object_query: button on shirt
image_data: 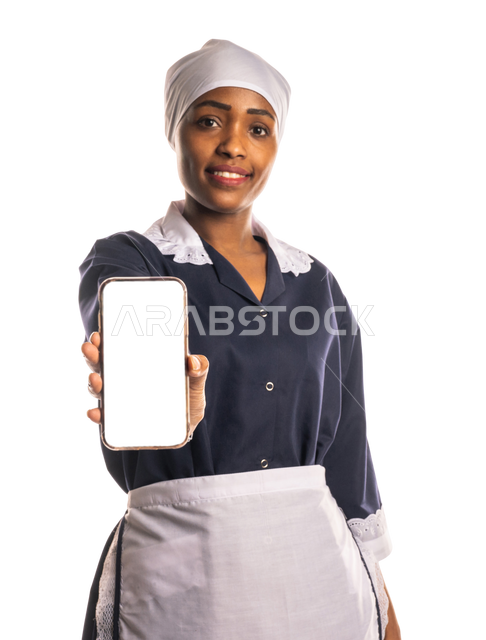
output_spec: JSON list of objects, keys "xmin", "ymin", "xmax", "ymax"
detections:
[{"xmin": 79, "ymin": 200, "xmax": 383, "ymax": 522}]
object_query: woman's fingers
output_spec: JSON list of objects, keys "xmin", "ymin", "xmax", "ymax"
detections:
[
  {"xmin": 84, "ymin": 333, "xmax": 102, "ymax": 424},
  {"xmin": 81, "ymin": 342, "xmax": 100, "ymax": 369},
  {"xmin": 87, "ymin": 407, "xmax": 101, "ymax": 424},
  {"xmin": 187, "ymin": 354, "xmax": 209, "ymax": 380},
  {"xmin": 88, "ymin": 372, "xmax": 102, "ymax": 398},
  {"xmin": 81, "ymin": 331, "xmax": 101, "ymax": 373},
  {"xmin": 83, "ymin": 345, "xmax": 208, "ymax": 432},
  {"xmin": 89, "ymin": 331, "xmax": 101, "ymax": 348},
  {"xmin": 187, "ymin": 354, "xmax": 209, "ymax": 433}
]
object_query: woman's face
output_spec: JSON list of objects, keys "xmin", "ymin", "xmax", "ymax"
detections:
[{"xmin": 174, "ymin": 86, "xmax": 279, "ymax": 215}]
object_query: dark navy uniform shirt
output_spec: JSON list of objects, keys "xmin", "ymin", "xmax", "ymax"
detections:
[{"xmin": 78, "ymin": 201, "xmax": 383, "ymax": 522}]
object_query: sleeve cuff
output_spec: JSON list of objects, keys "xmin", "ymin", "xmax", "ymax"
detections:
[{"xmin": 347, "ymin": 508, "xmax": 393, "ymax": 561}]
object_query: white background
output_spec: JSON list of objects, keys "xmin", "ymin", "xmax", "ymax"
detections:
[{"xmin": 1, "ymin": 1, "xmax": 484, "ymax": 637}]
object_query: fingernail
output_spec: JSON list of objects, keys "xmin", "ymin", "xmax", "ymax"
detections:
[{"xmin": 190, "ymin": 355, "xmax": 201, "ymax": 370}]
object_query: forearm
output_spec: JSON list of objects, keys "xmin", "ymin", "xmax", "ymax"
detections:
[{"xmin": 383, "ymin": 580, "xmax": 401, "ymax": 639}]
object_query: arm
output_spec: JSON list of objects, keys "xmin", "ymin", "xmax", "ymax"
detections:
[
  {"xmin": 383, "ymin": 579, "xmax": 401, "ymax": 639},
  {"xmin": 320, "ymin": 289, "xmax": 398, "ymax": 634},
  {"xmin": 322, "ymin": 298, "xmax": 392, "ymax": 557}
]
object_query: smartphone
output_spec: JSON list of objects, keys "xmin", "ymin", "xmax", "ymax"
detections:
[{"xmin": 97, "ymin": 276, "xmax": 191, "ymax": 450}]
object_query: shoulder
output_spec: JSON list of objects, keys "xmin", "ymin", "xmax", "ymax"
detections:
[
  {"xmin": 299, "ymin": 251, "xmax": 350, "ymax": 306},
  {"xmin": 79, "ymin": 230, "xmax": 167, "ymax": 276},
  {"xmin": 81, "ymin": 230, "xmax": 148, "ymax": 263}
]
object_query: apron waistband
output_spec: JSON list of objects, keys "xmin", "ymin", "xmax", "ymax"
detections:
[{"xmin": 127, "ymin": 464, "xmax": 326, "ymax": 509}]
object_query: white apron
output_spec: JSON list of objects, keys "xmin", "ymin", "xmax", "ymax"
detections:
[{"xmin": 95, "ymin": 465, "xmax": 385, "ymax": 640}]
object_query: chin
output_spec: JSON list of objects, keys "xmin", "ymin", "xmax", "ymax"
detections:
[{"xmin": 192, "ymin": 189, "xmax": 252, "ymax": 214}]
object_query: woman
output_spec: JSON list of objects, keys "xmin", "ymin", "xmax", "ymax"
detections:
[{"xmin": 79, "ymin": 39, "xmax": 401, "ymax": 640}]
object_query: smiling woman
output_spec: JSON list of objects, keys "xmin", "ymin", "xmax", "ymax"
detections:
[
  {"xmin": 173, "ymin": 86, "xmax": 280, "ymax": 301},
  {"xmin": 78, "ymin": 39, "xmax": 400, "ymax": 640},
  {"xmin": 176, "ymin": 87, "xmax": 278, "ymax": 220}
]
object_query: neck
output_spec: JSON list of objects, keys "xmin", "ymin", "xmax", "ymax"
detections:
[{"xmin": 182, "ymin": 193, "xmax": 259, "ymax": 255}]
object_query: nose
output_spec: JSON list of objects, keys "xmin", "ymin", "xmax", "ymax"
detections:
[{"xmin": 216, "ymin": 123, "xmax": 247, "ymax": 159}]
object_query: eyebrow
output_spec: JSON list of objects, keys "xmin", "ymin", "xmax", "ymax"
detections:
[
  {"xmin": 247, "ymin": 108, "xmax": 275, "ymax": 121},
  {"xmin": 194, "ymin": 100, "xmax": 275, "ymax": 121}
]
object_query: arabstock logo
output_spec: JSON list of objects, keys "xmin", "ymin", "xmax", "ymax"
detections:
[{"xmin": 110, "ymin": 305, "xmax": 375, "ymax": 337}]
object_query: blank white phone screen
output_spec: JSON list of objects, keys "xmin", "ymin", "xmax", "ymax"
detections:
[{"xmin": 100, "ymin": 278, "xmax": 188, "ymax": 449}]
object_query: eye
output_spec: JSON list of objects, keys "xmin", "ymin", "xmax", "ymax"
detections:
[
  {"xmin": 198, "ymin": 117, "xmax": 219, "ymax": 128},
  {"xmin": 251, "ymin": 125, "xmax": 270, "ymax": 137}
]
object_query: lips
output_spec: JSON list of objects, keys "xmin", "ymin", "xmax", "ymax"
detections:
[
  {"xmin": 205, "ymin": 164, "xmax": 252, "ymax": 186},
  {"xmin": 206, "ymin": 164, "xmax": 251, "ymax": 177}
]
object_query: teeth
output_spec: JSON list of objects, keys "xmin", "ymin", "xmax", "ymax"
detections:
[{"xmin": 212, "ymin": 171, "xmax": 247, "ymax": 178}]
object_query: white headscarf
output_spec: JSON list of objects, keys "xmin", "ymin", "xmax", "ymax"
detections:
[{"xmin": 164, "ymin": 39, "xmax": 291, "ymax": 150}]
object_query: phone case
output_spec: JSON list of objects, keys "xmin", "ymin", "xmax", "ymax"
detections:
[{"xmin": 97, "ymin": 276, "xmax": 191, "ymax": 450}]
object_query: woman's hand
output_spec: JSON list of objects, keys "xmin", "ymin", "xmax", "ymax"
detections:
[{"xmin": 81, "ymin": 331, "xmax": 209, "ymax": 440}]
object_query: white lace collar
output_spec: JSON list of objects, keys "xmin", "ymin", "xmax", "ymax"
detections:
[{"xmin": 143, "ymin": 200, "xmax": 314, "ymax": 277}]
